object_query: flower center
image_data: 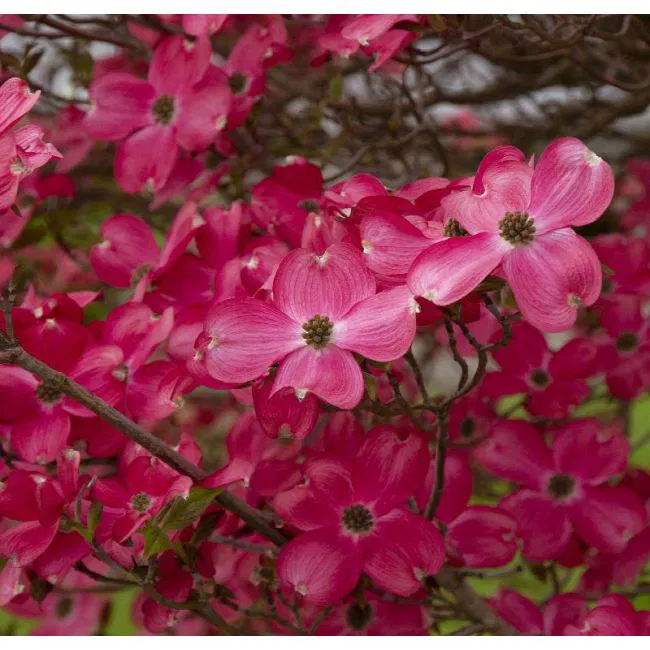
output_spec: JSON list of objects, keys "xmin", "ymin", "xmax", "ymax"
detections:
[
  {"xmin": 460, "ymin": 417, "xmax": 476, "ymax": 438},
  {"xmin": 301, "ymin": 314, "xmax": 333, "ymax": 349},
  {"xmin": 547, "ymin": 474, "xmax": 576, "ymax": 500},
  {"xmin": 228, "ymin": 73, "xmax": 248, "ymax": 95},
  {"xmin": 444, "ymin": 218, "xmax": 468, "ymax": 238},
  {"xmin": 529, "ymin": 368, "xmax": 550, "ymax": 388},
  {"xmin": 341, "ymin": 503, "xmax": 374, "ymax": 533},
  {"xmin": 152, "ymin": 95, "xmax": 175, "ymax": 125},
  {"xmin": 498, "ymin": 211, "xmax": 536, "ymax": 245},
  {"xmin": 616, "ymin": 332, "xmax": 639, "ymax": 353},
  {"xmin": 55, "ymin": 597, "xmax": 74, "ymax": 619},
  {"xmin": 299, "ymin": 198, "xmax": 319, "ymax": 212},
  {"xmin": 131, "ymin": 492, "xmax": 153, "ymax": 513},
  {"xmin": 36, "ymin": 382, "xmax": 62, "ymax": 405},
  {"xmin": 345, "ymin": 603, "xmax": 372, "ymax": 630}
]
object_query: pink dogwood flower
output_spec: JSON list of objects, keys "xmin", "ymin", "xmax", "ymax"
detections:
[
  {"xmin": 482, "ymin": 320, "xmax": 598, "ymax": 418},
  {"xmin": 408, "ymin": 138, "xmax": 614, "ymax": 331},
  {"xmin": 196, "ymin": 242, "xmax": 418, "ymax": 409},
  {"xmin": 476, "ymin": 419, "xmax": 646, "ymax": 561},
  {"xmin": 85, "ymin": 35, "xmax": 230, "ymax": 193},
  {"xmin": 275, "ymin": 427, "xmax": 444, "ymax": 605}
]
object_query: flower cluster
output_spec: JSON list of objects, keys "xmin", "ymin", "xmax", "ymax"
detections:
[{"xmin": 0, "ymin": 13, "xmax": 649, "ymax": 637}]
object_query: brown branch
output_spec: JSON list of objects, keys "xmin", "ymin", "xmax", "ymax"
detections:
[
  {"xmin": 436, "ymin": 567, "xmax": 520, "ymax": 636},
  {"xmin": 0, "ymin": 339, "xmax": 287, "ymax": 547}
]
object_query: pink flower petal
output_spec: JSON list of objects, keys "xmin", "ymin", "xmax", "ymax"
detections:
[
  {"xmin": 364, "ymin": 510, "xmax": 445, "ymax": 597},
  {"xmin": 274, "ymin": 484, "xmax": 340, "ymax": 532},
  {"xmin": 447, "ymin": 506, "xmax": 518, "ymax": 568},
  {"xmin": 502, "ymin": 229, "xmax": 602, "ymax": 332},
  {"xmin": 359, "ymin": 210, "xmax": 433, "ymax": 280},
  {"xmin": 0, "ymin": 560, "xmax": 21, "ymax": 606},
  {"xmin": 114, "ymin": 125, "xmax": 178, "ymax": 194},
  {"xmin": 148, "ymin": 35, "xmax": 211, "ymax": 97},
  {"xmin": 90, "ymin": 214, "xmax": 159, "ymax": 288},
  {"xmin": 353, "ymin": 427, "xmax": 429, "ymax": 515},
  {"xmin": 528, "ymin": 137, "xmax": 615, "ymax": 232},
  {"xmin": 0, "ymin": 521, "xmax": 58, "ymax": 565},
  {"xmin": 407, "ymin": 233, "xmax": 509, "ymax": 305},
  {"xmin": 570, "ymin": 486, "xmax": 646, "ymax": 554},
  {"xmin": 552, "ymin": 419, "xmax": 630, "ymax": 486},
  {"xmin": 273, "ymin": 243, "xmax": 375, "ymax": 323},
  {"xmin": 272, "ymin": 345, "xmax": 363, "ymax": 409},
  {"xmin": 335, "ymin": 285, "xmax": 416, "ymax": 362},
  {"xmin": 176, "ymin": 80, "xmax": 232, "ymax": 152},
  {"xmin": 489, "ymin": 589, "xmax": 543, "ymax": 635},
  {"xmin": 501, "ymin": 490, "xmax": 572, "ymax": 562},
  {"xmin": 11, "ymin": 408, "xmax": 70, "ymax": 464},
  {"xmin": 475, "ymin": 420, "xmax": 553, "ymax": 490},
  {"xmin": 277, "ymin": 528, "xmax": 361, "ymax": 605},
  {"xmin": 252, "ymin": 381, "xmax": 319, "ymax": 440},
  {"xmin": 0, "ymin": 77, "xmax": 40, "ymax": 136},
  {"xmin": 85, "ymin": 73, "xmax": 155, "ymax": 141},
  {"xmin": 543, "ymin": 593, "xmax": 588, "ymax": 635},
  {"xmin": 441, "ymin": 147, "xmax": 531, "ymax": 234},
  {"xmin": 200, "ymin": 298, "xmax": 302, "ymax": 384}
]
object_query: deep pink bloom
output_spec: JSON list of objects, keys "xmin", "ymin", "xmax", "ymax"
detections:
[
  {"xmin": 92, "ymin": 453, "xmax": 192, "ymax": 543},
  {"xmin": 252, "ymin": 379, "xmax": 320, "ymax": 441},
  {"xmin": 196, "ymin": 242, "xmax": 418, "ymax": 408},
  {"xmin": 313, "ymin": 595, "xmax": 427, "ymax": 635},
  {"xmin": 482, "ymin": 320, "xmax": 597, "ymax": 418},
  {"xmin": 275, "ymin": 427, "xmax": 444, "ymax": 605},
  {"xmin": 408, "ymin": 139, "xmax": 614, "ymax": 331},
  {"xmin": 594, "ymin": 295, "xmax": 650, "ymax": 399},
  {"xmin": 446, "ymin": 505, "xmax": 518, "ymax": 568},
  {"xmin": 476, "ymin": 420, "xmax": 646, "ymax": 561}
]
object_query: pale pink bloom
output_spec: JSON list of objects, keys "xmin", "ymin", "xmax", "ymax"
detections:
[
  {"xmin": 408, "ymin": 139, "xmax": 614, "ymax": 331},
  {"xmin": 196, "ymin": 242, "xmax": 418, "ymax": 408},
  {"xmin": 0, "ymin": 77, "xmax": 40, "ymax": 137}
]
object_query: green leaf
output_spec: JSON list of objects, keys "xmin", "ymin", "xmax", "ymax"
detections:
[
  {"xmin": 87, "ymin": 501, "xmax": 103, "ymax": 537},
  {"xmin": 328, "ymin": 73, "xmax": 344, "ymax": 102},
  {"xmin": 142, "ymin": 523, "xmax": 173, "ymax": 559},
  {"xmin": 162, "ymin": 487, "xmax": 221, "ymax": 532}
]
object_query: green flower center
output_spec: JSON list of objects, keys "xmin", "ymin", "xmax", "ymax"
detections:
[
  {"xmin": 341, "ymin": 503, "xmax": 374, "ymax": 533},
  {"xmin": 547, "ymin": 474, "xmax": 576, "ymax": 500},
  {"xmin": 444, "ymin": 218, "xmax": 468, "ymax": 238},
  {"xmin": 499, "ymin": 211, "xmax": 536, "ymax": 245},
  {"xmin": 152, "ymin": 95, "xmax": 175, "ymax": 125},
  {"xmin": 302, "ymin": 314, "xmax": 333, "ymax": 349}
]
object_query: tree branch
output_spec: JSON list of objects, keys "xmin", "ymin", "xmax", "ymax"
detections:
[{"xmin": 0, "ymin": 339, "xmax": 287, "ymax": 547}]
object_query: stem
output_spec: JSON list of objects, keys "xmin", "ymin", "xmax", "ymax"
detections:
[
  {"xmin": 436, "ymin": 567, "xmax": 520, "ymax": 636},
  {"xmin": 0, "ymin": 339, "xmax": 287, "ymax": 547},
  {"xmin": 424, "ymin": 409, "xmax": 449, "ymax": 520}
]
